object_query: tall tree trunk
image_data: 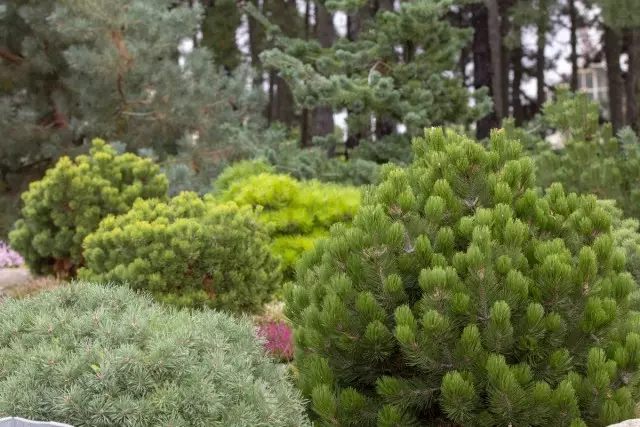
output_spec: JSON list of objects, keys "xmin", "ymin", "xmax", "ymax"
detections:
[
  {"xmin": 626, "ymin": 28, "xmax": 640, "ymax": 132},
  {"xmin": 300, "ymin": 0, "xmax": 313, "ymax": 147},
  {"xmin": 375, "ymin": 0, "xmax": 395, "ymax": 140},
  {"xmin": 472, "ymin": 4, "xmax": 499, "ymax": 139},
  {"xmin": 512, "ymin": 27, "xmax": 524, "ymax": 126},
  {"xmin": 313, "ymin": 1, "xmax": 336, "ymax": 144},
  {"xmin": 484, "ymin": 0, "xmax": 505, "ymax": 121},
  {"xmin": 604, "ymin": 24, "xmax": 624, "ymax": 132},
  {"xmin": 568, "ymin": 0, "xmax": 579, "ymax": 91},
  {"xmin": 535, "ymin": 2, "xmax": 548, "ymax": 108},
  {"xmin": 342, "ymin": 1, "xmax": 374, "ymax": 156},
  {"xmin": 500, "ymin": 2, "xmax": 510, "ymax": 119}
]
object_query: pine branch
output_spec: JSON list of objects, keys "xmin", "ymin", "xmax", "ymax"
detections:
[{"xmin": 0, "ymin": 49, "xmax": 24, "ymax": 63}]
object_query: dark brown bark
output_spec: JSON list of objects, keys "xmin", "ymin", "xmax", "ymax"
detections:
[
  {"xmin": 342, "ymin": 0, "xmax": 375, "ymax": 155},
  {"xmin": 626, "ymin": 28, "xmax": 640, "ymax": 132},
  {"xmin": 604, "ymin": 24, "xmax": 624, "ymax": 132},
  {"xmin": 511, "ymin": 28, "xmax": 524, "ymax": 126},
  {"xmin": 500, "ymin": 2, "xmax": 511, "ymax": 119},
  {"xmin": 536, "ymin": 6, "xmax": 547, "ymax": 107},
  {"xmin": 472, "ymin": 4, "xmax": 499, "ymax": 139},
  {"xmin": 374, "ymin": 0, "xmax": 395, "ymax": 140},
  {"xmin": 568, "ymin": 0, "xmax": 579, "ymax": 91},
  {"xmin": 484, "ymin": 0, "xmax": 505, "ymax": 121},
  {"xmin": 313, "ymin": 1, "xmax": 336, "ymax": 143},
  {"xmin": 300, "ymin": 0, "xmax": 313, "ymax": 147}
]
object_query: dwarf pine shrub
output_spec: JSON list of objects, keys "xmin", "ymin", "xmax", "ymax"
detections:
[
  {"xmin": 284, "ymin": 128, "xmax": 640, "ymax": 426},
  {"xmin": 209, "ymin": 171, "xmax": 360, "ymax": 280},
  {"xmin": 79, "ymin": 192, "xmax": 281, "ymax": 313},
  {"xmin": 0, "ymin": 282, "xmax": 310, "ymax": 426},
  {"xmin": 9, "ymin": 139, "xmax": 168, "ymax": 277}
]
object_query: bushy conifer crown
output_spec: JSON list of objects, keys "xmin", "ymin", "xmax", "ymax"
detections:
[
  {"xmin": 0, "ymin": 282, "xmax": 310, "ymax": 426},
  {"xmin": 9, "ymin": 139, "xmax": 168, "ymax": 277},
  {"xmin": 285, "ymin": 128, "xmax": 640, "ymax": 426},
  {"xmin": 80, "ymin": 192, "xmax": 281, "ymax": 313}
]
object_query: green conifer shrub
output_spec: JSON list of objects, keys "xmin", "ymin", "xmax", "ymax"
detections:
[
  {"xmin": 79, "ymin": 192, "xmax": 281, "ymax": 313},
  {"xmin": 534, "ymin": 86, "xmax": 640, "ymax": 220},
  {"xmin": 9, "ymin": 139, "xmax": 168, "ymax": 278},
  {"xmin": 285, "ymin": 127, "xmax": 640, "ymax": 426},
  {"xmin": 209, "ymin": 172, "xmax": 360, "ymax": 280},
  {"xmin": 0, "ymin": 282, "xmax": 311, "ymax": 426}
]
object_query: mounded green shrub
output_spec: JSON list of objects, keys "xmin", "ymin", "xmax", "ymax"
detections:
[
  {"xmin": 79, "ymin": 192, "xmax": 282, "ymax": 313},
  {"xmin": 213, "ymin": 158, "xmax": 276, "ymax": 192},
  {"xmin": 209, "ymin": 171, "xmax": 360, "ymax": 280},
  {"xmin": 9, "ymin": 139, "xmax": 168, "ymax": 277},
  {"xmin": 285, "ymin": 128, "xmax": 640, "ymax": 426},
  {"xmin": 0, "ymin": 282, "xmax": 310, "ymax": 426}
]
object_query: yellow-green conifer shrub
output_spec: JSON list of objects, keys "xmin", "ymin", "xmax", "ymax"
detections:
[
  {"xmin": 209, "ymin": 171, "xmax": 361, "ymax": 280},
  {"xmin": 79, "ymin": 192, "xmax": 282, "ymax": 313},
  {"xmin": 9, "ymin": 139, "xmax": 168, "ymax": 277}
]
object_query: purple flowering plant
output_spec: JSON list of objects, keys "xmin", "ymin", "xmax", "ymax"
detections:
[
  {"xmin": 0, "ymin": 241, "xmax": 24, "ymax": 268},
  {"xmin": 257, "ymin": 321, "xmax": 294, "ymax": 362}
]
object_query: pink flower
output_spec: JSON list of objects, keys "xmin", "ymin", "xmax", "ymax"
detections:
[
  {"xmin": 257, "ymin": 321, "xmax": 294, "ymax": 362},
  {"xmin": 0, "ymin": 241, "xmax": 24, "ymax": 268}
]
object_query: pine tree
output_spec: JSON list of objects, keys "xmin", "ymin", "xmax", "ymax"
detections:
[
  {"xmin": 284, "ymin": 127, "xmax": 640, "ymax": 426},
  {"xmin": 535, "ymin": 86, "xmax": 640, "ymax": 221},
  {"xmin": 0, "ymin": 0, "xmax": 270, "ymax": 236},
  {"xmin": 245, "ymin": 0, "xmax": 491, "ymax": 164}
]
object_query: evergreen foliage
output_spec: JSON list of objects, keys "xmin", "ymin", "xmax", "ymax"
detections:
[
  {"xmin": 534, "ymin": 87, "xmax": 640, "ymax": 221},
  {"xmin": 263, "ymin": 144, "xmax": 382, "ymax": 186},
  {"xmin": 600, "ymin": 200, "xmax": 640, "ymax": 284},
  {"xmin": 209, "ymin": 170, "xmax": 360, "ymax": 280},
  {"xmin": 284, "ymin": 127, "xmax": 640, "ymax": 426},
  {"xmin": 1, "ymin": 0, "xmax": 272, "ymax": 233},
  {"xmin": 0, "ymin": 282, "xmax": 311, "ymax": 426},
  {"xmin": 80, "ymin": 192, "xmax": 281, "ymax": 313},
  {"xmin": 9, "ymin": 139, "xmax": 167, "ymax": 278},
  {"xmin": 246, "ymin": 0, "xmax": 490, "ymax": 163}
]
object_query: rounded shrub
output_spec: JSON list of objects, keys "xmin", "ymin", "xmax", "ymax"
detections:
[
  {"xmin": 285, "ymin": 128, "xmax": 640, "ymax": 426},
  {"xmin": 79, "ymin": 192, "xmax": 282, "ymax": 313},
  {"xmin": 0, "ymin": 282, "xmax": 310, "ymax": 426},
  {"xmin": 209, "ymin": 172, "xmax": 360, "ymax": 280},
  {"xmin": 9, "ymin": 139, "xmax": 168, "ymax": 277}
]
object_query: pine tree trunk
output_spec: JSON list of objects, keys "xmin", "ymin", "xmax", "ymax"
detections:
[
  {"xmin": 375, "ymin": 0, "xmax": 396, "ymax": 139},
  {"xmin": 343, "ymin": 1, "xmax": 374, "ymax": 155},
  {"xmin": 568, "ymin": 0, "xmax": 579, "ymax": 92},
  {"xmin": 472, "ymin": 4, "xmax": 499, "ymax": 139},
  {"xmin": 605, "ymin": 24, "xmax": 624, "ymax": 132},
  {"xmin": 483, "ymin": 0, "xmax": 505, "ymax": 121},
  {"xmin": 313, "ymin": 1, "xmax": 336, "ymax": 143},
  {"xmin": 536, "ymin": 5, "xmax": 547, "ymax": 108},
  {"xmin": 500, "ymin": 2, "xmax": 510, "ymax": 119},
  {"xmin": 512, "ymin": 27, "xmax": 524, "ymax": 126},
  {"xmin": 300, "ymin": 0, "xmax": 313, "ymax": 148},
  {"xmin": 626, "ymin": 28, "xmax": 640, "ymax": 132}
]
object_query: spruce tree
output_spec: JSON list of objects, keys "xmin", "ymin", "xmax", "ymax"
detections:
[
  {"xmin": 245, "ymin": 0, "xmax": 491, "ymax": 164},
  {"xmin": 285, "ymin": 127, "xmax": 640, "ymax": 426}
]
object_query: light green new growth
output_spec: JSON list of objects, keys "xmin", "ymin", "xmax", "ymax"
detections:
[
  {"xmin": 9, "ymin": 139, "xmax": 168, "ymax": 277},
  {"xmin": 80, "ymin": 192, "xmax": 282, "ymax": 313},
  {"xmin": 209, "ymin": 170, "xmax": 360, "ymax": 280}
]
